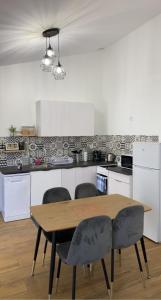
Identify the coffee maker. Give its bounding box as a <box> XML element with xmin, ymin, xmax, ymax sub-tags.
<box><xmin>93</xmin><ymin>150</ymin><xmax>102</xmax><ymax>162</ymax></box>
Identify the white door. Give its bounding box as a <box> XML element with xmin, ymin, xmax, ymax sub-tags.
<box><xmin>31</xmin><ymin>170</ymin><xmax>61</xmax><ymax>206</ymax></box>
<box><xmin>108</xmin><ymin>177</ymin><xmax>130</xmax><ymax>197</ymax></box>
<box><xmin>75</xmin><ymin>167</ymin><xmax>97</xmax><ymax>187</ymax></box>
<box><xmin>3</xmin><ymin>174</ymin><xmax>30</xmax><ymax>221</ymax></box>
<box><xmin>133</xmin><ymin>142</ymin><xmax>160</xmax><ymax>169</ymax></box>
<box><xmin>61</xmin><ymin>168</ymin><xmax>75</xmax><ymax>199</ymax></box>
<box><xmin>133</xmin><ymin>165</ymin><xmax>160</xmax><ymax>242</ymax></box>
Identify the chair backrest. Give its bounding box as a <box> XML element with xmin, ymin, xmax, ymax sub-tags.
<box><xmin>43</xmin><ymin>187</ymin><xmax>71</xmax><ymax>204</ymax></box>
<box><xmin>112</xmin><ymin>205</ymin><xmax>144</xmax><ymax>249</ymax></box>
<box><xmin>66</xmin><ymin>215</ymin><xmax>112</xmax><ymax>265</ymax></box>
<box><xmin>75</xmin><ymin>183</ymin><xmax>98</xmax><ymax>199</ymax></box>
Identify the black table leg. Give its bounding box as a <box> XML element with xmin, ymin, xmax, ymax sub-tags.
<box><xmin>48</xmin><ymin>232</ymin><xmax>56</xmax><ymax>300</ymax></box>
<box><xmin>31</xmin><ymin>226</ymin><xmax>42</xmax><ymax>276</ymax></box>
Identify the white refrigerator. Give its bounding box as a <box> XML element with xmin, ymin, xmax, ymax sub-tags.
<box><xmin>133</xmin><ymin>142</ymin><xmax>161</xmax><ymax>242</ymax></box>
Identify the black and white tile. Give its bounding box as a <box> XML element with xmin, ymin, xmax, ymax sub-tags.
<box><xmin>0</xmin><ymin>134</ymin><xmax>159</xmax><ymax>167</ymax></box>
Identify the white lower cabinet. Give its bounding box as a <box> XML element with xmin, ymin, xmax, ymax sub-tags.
<box><xmin>61</xmin><ymin>168</ymin><xmax>76</xmax><ymax>199</ymax></box>
<box><xmin>1</xmin><ymin>166</ymin><xmax>97</xmax><ymax>221</ymax></box>
<box><xmin>2</xmin><ymin>174</ymin><xmax>30</xmax><ymax>222</ymax></box>
<box><xmin>75</xmin><ymin>167</ymin><xmax>97</xmax><ymax>186</ymax></box>
<box><xmin>108</xmin><ymin>171</ymin><xmax>133</xmax><ymax>197</ymax></box>
<box><xmin>31</xmin><ymin>169</ymin><xmax>61</xmax><ymax>206</ymax></box>
<box><xmin>61</xmin><ymin>166</ymin><xmax>97</xmax><ymax>199</ymax></box>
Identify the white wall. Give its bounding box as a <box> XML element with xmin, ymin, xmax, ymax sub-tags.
<box><xmin>0</xmin><ymin>51</ymin><xmax>104</xmax><ymax>136</ymax></box>
<box><xmin>1</xmin><ymin>13</ymin><xmax>161</xmax><ymax>138</ymax></box>
<box><xmin>102</xmin><ymin>13</ymin><xmax>161</xmax><ymax>138</ymax></box>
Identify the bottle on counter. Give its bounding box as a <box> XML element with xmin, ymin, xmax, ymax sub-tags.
<box><xmin>83</xmin><ymin>149</ymin><xmax>88</xmax><ymax>162</ymax></box>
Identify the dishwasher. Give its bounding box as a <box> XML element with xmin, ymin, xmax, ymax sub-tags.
<box><xmin>2</xmin><ymin>173</ymin><xmax>30</xmax><ymax>222</ymax></box>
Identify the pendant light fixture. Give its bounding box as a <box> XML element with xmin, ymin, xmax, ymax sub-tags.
<box><xmin>47</xmin><ymin>37</ymin><xmax>55</xmax><ymax>58</ymax></box>
<box><xmin>40</xmin><ymin>37</ymin><xmax>53</xmax><ymax>72</ymax></box>
<box><xmin>40</xmin><ymin>28</ymin><xmax>66</xmax><ymax>79</ymax></box>
<box><xmin>52</xmin><ymin>32</ymin><xmax>66</xmax><ymax>80</ymax></box>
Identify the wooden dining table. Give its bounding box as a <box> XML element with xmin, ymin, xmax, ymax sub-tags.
<box><xmin>31</xmin><ymin>193</ymin><xmax>151</xmax><ymax>299</ymax></box>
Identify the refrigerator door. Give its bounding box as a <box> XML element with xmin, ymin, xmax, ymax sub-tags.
<box><xmin>133</xmin><ymin>142</ymin><xmax>160</xmax><ymax>169</ymax></box>
<box><xmin>133</xmin><ymin>165</ymin><xmax>160</xmax><ymax>242</ymax></box>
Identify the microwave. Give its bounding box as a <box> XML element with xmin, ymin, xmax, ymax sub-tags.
<box><xmin>121</xmin><ymin>155</ymin><xmax>133</xmax><ymax>169</ymax></box>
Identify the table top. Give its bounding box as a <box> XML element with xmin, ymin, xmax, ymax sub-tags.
<box><xmin>31</xmin><ymin>194</ymin><xmax>151</xmax><ymax>232</ymax></box>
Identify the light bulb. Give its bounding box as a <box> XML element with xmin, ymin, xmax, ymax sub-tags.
<box><xmin>47</xmin><ymin>45</ymin><xmax>55</xmax><ymax>58</ymax></box>
<box><xmin>56</xmin><ymin>66</ymin><xmax>62</xmax><ymax>74</ymax></box>
<box><xmin>52</xmin><ymin>62</ymin><xmax>66</xmax><ymax>80</ymax></box>
<box><xmin>42</xmin><ymin>54</ymin><xmax>52</xmax><ymax>66</ymax></box>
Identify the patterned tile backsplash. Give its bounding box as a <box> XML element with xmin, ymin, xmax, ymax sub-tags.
<box><xmin>0</xmin><ymin>135</ymin><xmax>159</xmax><ymax>167</ymax></box>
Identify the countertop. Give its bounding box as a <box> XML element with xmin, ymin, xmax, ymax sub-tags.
<box><xmin>108</xmin><ymin>166</ymin><xmax>132</xmax><ymax>175</ymax></box>
<box><xmin>0</xmin><ymin>160</ymin><xmax>110</xmax><ymax>175</ymax></box>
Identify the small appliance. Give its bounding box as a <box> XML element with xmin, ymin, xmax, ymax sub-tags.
<box><xmin>106</xmin><ymin>153</ymin><xmax>116</xmax><ymax>163</ymax></box>
<box><xmin>93</xmin><ymin>150</ymin><xmax>102</xmax><ymax>162</ymax></box>
<box><xmin>121</xmin><ymin>155</ymin><xmax>133</xmax><ymax>169</ymax></box>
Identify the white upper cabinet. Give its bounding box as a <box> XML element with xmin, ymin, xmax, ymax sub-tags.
<box><xmin>36</xmin><ymin>100</ymin><xmax>94</xmax><ymax>136</ymax></box>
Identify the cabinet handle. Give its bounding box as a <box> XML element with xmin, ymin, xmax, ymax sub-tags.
<box><xmin>9</xmin><ymin>180</ymin><xmax>23</xmax><ymax>183</ymax></box>
<box><xmin>113</xmin><ymin>179</ymin><xmax>123</xmax><ymax>183</ymax></box>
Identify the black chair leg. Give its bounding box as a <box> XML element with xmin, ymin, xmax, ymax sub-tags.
<box><xmin>43</xmin><ymin>239</ymin><xmax>48</xmax><ymax>265</ymax></box>
<box><xmin>101</xmin><ymin>258</ymin><xmax>110</xmax><ymax>296</ymax></box>
<box><xmin>56</xmin><ymin>258</ymin><xmax>62</xmax><ymax>292</ymax></box>
<box><xmin>72</xmin><ymin>266</ymin><xmax>77</xmax><ymax>300</ymax></box>
<box><xmin>140</xmin><ymin>237</ymin><xmax>150</xmax><ymax>279</ymax></box>
<box><xmin>134</xmin><ymin>243</ymin><xmax>145</xmax><ymax>288</ymax></box>
<box><xmin>118</xmin><ymin>249</ymin><xmax>121</xmax><ymax>267</ymax></box>
<box><xmin>31</xmin><ymin>226</ymin><xmax>42</xmax><ymax>276</ymax></box>
<box><xmin>111</xmin><ymin>249</ymin><xmax>115</xmax><ymax>298</ymax></box>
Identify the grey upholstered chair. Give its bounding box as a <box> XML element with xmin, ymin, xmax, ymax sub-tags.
<box><xmin>56</xmin><ymin>215</ymin><xmax>112</xmax><ymax>299</ymax></box>
<box><xmin>75</xmin><ymin>183</ymin><xmax>99</xmax><ymax>199</ymax></box>
<box><xmin>42</xmin><ymin>187</ymin><xmax>75</xmax><ymax>263</ymax></box>
<box><xmin>32</xmin><ymin>187</ymin><xmax>75</xmax><ymax>275</ymax></box>
<box><xmin>111</xmin><ymin>205</ymin><xmax>149</xmax><ymax>297</ymax></box>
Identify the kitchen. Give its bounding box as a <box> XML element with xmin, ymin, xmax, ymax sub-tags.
<box><xmin>1</xmin><ymin>0</ymin><xmax>161</xmax><ymax>299</ymax></box>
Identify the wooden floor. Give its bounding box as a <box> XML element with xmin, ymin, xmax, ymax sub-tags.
<box><xmin>0</xmin><ymin>218</ymin><xmax>161</xmax><ymax>299</ymax></box>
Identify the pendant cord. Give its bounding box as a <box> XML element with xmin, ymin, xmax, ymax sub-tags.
<box><xmin>45</xmin><ymin>37</ymin><xmax>47</xmax><ymax>54</ymax></box>
<box><xmin>58</xmin><ymin>33</ymin><xmax>60</xmax><ymax>63</ymax></box>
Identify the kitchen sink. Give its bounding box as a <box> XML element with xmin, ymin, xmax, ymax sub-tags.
<box><xmin>30</xmin><ymin>164</ymin><xmax>48</xmax><ymax>170</ymax></box>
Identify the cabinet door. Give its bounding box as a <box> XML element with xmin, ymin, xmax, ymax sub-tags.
<box><xmin>61</xmin><ymin>102</ymin><xmax>94</xmax><ymax>136</ymax></box>
<box><xmin>36</xmin><ymin>100</ymin><xmax>94</xmax><ymax>136</ymax></box>
<box><xmin>108</xmin><ymin>177</ymin><xmax>130</xmax><ymax>197</ymax></box>
<box><xmin>61</xmin><ymin>168</ymin><xmax>75</xmax><ymax>199</ymax></box>
<box><xmin>31</xmin><ymin>170</ymin><xmax>61</xmax><ymax>206</ymax></box>
<box><xmin>36</xmin><ymin>101</ymin><xmax>62</xmax><ymax>136</ymax></box>
<box><xmin>75</xmin><ymin>167</ymin><xmax>97</xmax><ymax>187</ymax></box>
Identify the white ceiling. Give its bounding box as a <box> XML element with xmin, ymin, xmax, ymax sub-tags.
<box><xmin>0</xmin><ymin>0</ymin><xmax>161</xmax><ymax>66</ymax></box>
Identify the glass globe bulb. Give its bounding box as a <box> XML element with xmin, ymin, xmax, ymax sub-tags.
<box><xmin>40</xmin><ymin>53</ymin><xmax>53</xmax><ymax>72</ymax></box>
<box><xmin>42</xmin><ymin>54</ymin><xmax>52</xmax><ymax>66</ymax></box>
<box><xmin>52</xmin><ymin>62</ymin><xmax>66</xmax><ymax>80</ymax></box>
<box><xmin>47</xmin><ymin>45</ymin><xmax>55</xmax><ymax>58</ymax></box>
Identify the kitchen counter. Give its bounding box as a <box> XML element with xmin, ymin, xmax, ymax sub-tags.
<box><xmin>0</xmin><ymin>160</ymin><xmax>110</xmax><ymax>175</ymax></box>
<box><xmin>108</xmin><ymin>166</ymin><xmax>132</xmax><ymax>175</ymax></box>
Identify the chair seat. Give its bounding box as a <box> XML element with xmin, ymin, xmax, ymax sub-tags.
<box><xmin>44</xmin><ymin>228</ymin><xmax>75</xmax><ymax>244</ymax></box>
<box><xmin>57</xmin><ymin>241</ymin><xmax>71</xmax><ymax>263</ymax></box>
